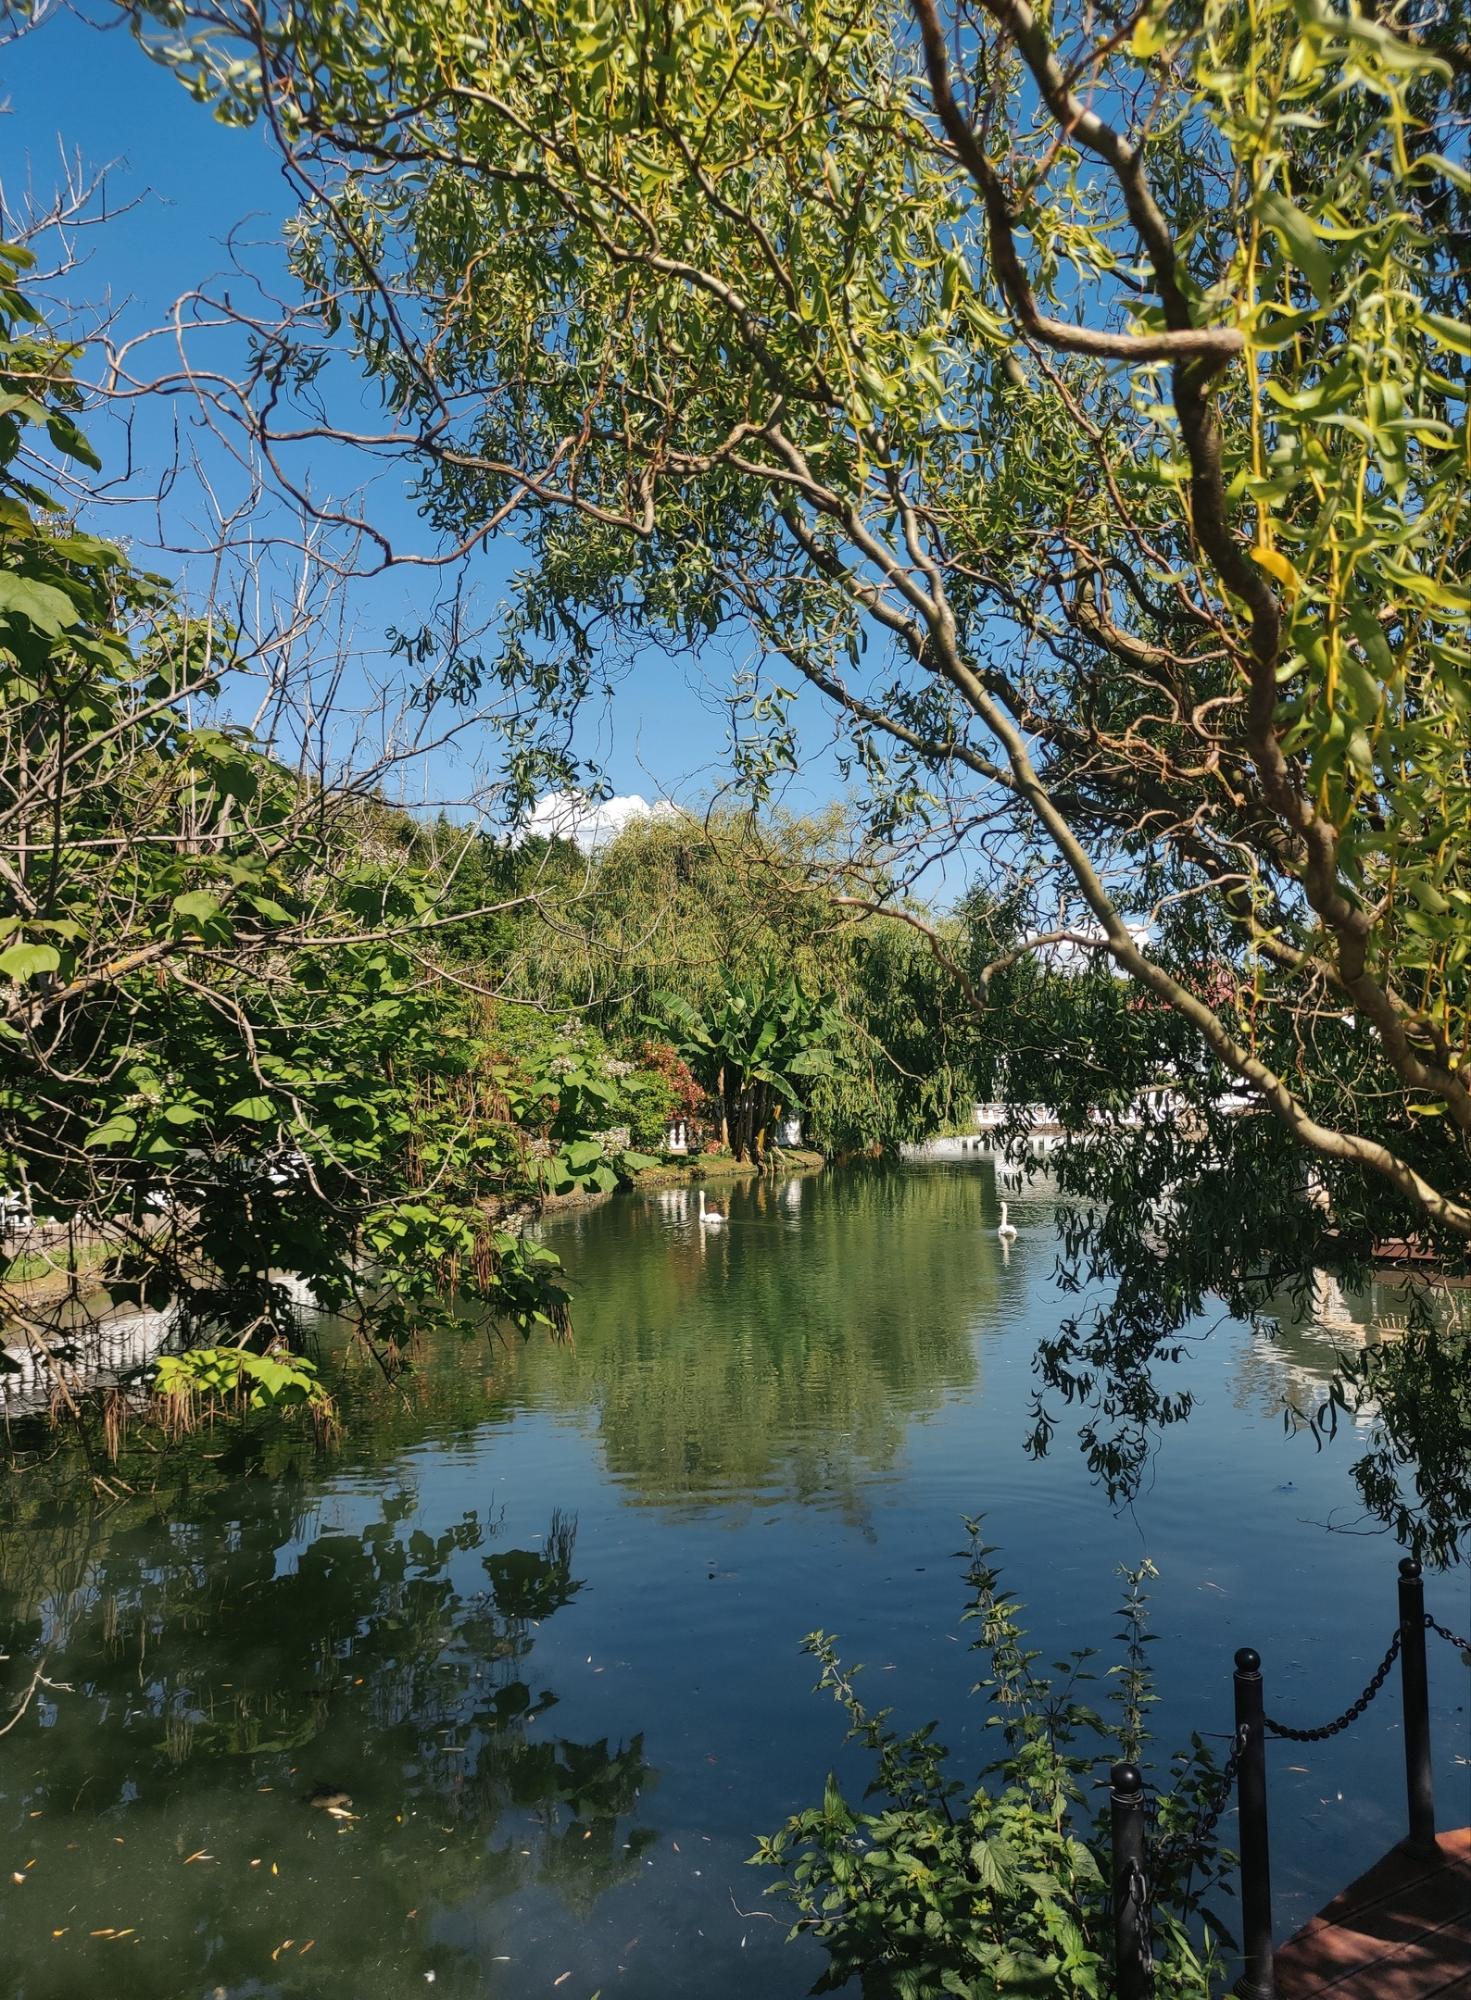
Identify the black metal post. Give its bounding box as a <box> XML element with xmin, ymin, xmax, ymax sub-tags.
<box><xmin>1398</xmin><ymin>1558</ymin><xmax>1436</xmax><ymax>1853</ymax></box>
<box><xmin>1234</xmin><ymin>1647</ymin><xmax>1275</xmax><ymax>2000</ymax></box>
<box><xmin>1110</xmin><ymin>1761</ymin><xmax>1151</xmax><ymax>2000</ymax></box>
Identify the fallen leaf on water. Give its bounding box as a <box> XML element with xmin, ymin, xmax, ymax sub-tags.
<box><xmin>553</xmin><ymin>1975</ymin><xmax>572</xmax><ymax>1989</ymax></box>
<box><xmin>299</xmin><ymin>1940</ymin><xmax>316</xmax><ymax>1955</ymax></box>
<box><xmin>11</xmin><ymin>1873</ymin><xmax>24</xmax><ymax>1885</ymax></box>
<box><xmin>90</xmin><ymin>1929</ymin><xmax>116</xmax><ymax>1937</ymax></box>
<box><xmin>271</xmin><ymin>1863</ymin><xmax>279</xmax><ymax>1876</ymax></box>
<box><xmin>183</xmin><ymin>1850</ymin><xmax>213</xmax><ymax>1865</ymax></box>
<box><xmin>250</xmin><ymin>1859</ymin><xmax>261</xmax><ymax>1868</ymax></box>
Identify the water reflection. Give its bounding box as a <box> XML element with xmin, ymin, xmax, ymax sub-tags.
<box><xmin>1237</xmin><ymin>1268</ymin><xmax>1423</xmax><ymax>1426</ymax></box>
<box><xmin>1</xmin><ymin>1166</ymin><xmax>1464</xmax><ymax>2000</ymax></box>
<box><xmin>0</xmin><ymin>1300</ymin><xmax>182</xmax><ymax>1417</ymax></box>
<box><xmin>512</xmin><ymin>1168</ymin><xmax>1002</xmax><ymax>1512</ymax></box>
<box><xmin>0</xmin><ymin>1474</ymin><xmax>655</xmax><ymax>1998</ymax></box>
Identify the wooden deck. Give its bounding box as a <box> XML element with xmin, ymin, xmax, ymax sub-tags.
<box><xmin>1275</xmin><ymin>1827</ymin><xmax>1470</xmax><ymax>1998</ymax></box>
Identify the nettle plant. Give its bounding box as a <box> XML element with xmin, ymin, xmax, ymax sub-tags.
<box><xmin>753</xmin><ymin>1534</ymin><xmax>1233</xmax><ymax>1999</ymax></box>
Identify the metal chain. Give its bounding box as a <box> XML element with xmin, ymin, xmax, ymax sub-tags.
<box><xmin>1263</xmin><ymin>1626</ymin><xmax>1402</xmax><ymax>1742</ymax></box>
<box><xmin>1125</xmin><ymin>1860</ymin><xmax>1153</xmax><ymax>1984</ymax></box>
<box><xmin>1146</xmin><ymin>1725</ymin><xmax>1247</xmax><ymax>1879</ymax></box>
<box><xmin>1117</xmin><ymin>1597</ymin><xmax>1462</xmax><ymax>1981</ymax></box>
<box><xmin>1426</xmin><ymin>1612</ymin><xmax>1471</xmax><ymax>1655</ymax></box>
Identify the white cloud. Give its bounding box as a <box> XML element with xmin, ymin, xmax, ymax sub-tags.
<box><xmin>519</xmin><ymin>790</ymin><xmax>681</xmax><ymax>852</ymax></box>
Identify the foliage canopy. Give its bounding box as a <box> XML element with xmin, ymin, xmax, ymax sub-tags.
<box><xmin>119</xmin><ymin>0</ymin><xmax>1471</xmax><ymax>1541</ymax></box>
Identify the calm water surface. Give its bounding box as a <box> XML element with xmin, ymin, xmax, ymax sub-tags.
<box><xmin>2</xmin><ymin>1163</ymin><xmax>1466</xmax><ymax>1998</ymax></box>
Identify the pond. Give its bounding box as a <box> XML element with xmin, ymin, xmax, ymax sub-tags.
<box><xmin>1</xmin><ymin>1162</ymin><xmax>1466</xmax><ymax>1998</ymax></box>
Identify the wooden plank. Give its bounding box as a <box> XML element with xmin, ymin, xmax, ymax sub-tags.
<box><xmin>1300</xmin><ymin>1917</ymin><xmax>1471</xmax><ymax>2000</ymax></box>
<box><xmin>1277</xmin><ymin>1829</ymin><xmax>1471</xmax><ymax>2000</ymax></box>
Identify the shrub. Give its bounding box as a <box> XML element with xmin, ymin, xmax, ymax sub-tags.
<box><xmin>752</xmin><ymin>1529</ymin><xmax>1232</xmax><ymax>1998</ymax></box>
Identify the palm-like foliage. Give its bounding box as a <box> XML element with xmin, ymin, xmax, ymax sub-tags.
<box><xmin>652</xmin><ymin>973</ymin><xmax>844</xmax><ymax>1161</ymax></box>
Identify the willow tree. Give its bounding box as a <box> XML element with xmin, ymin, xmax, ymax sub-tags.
<box><xmin>496</xmin><ymin>810</ymin><xmax>979</xmax><ymax>1154</ymax></box>
<box><xmin>129</xmin><ymin>0</ymin><xmax>1471</xmax><ymax>1537</ymax></box>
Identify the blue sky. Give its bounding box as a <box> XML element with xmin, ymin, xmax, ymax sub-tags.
<box><xmin>2</xmin><ymin>7</ymin><xmax>849</xmax><ymax>825</ymax></box>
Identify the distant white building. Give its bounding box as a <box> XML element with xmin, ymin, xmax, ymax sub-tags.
<box><xmin>1027</xmin><ymin>922</ymin><xmax>1151</xmax><ymax>972</ymax></box>
<box><xmin>519</xmin><ymin>790</ymin><xmax>681</xmax><ymax>853</ymax></box>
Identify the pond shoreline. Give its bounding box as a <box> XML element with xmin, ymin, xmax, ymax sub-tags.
<box><xmin>534</xmin><ymin>1146</ymin><xmax>826</xmax><ymax>1214</ymax></box>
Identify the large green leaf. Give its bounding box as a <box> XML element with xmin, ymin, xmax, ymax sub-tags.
<box><xmin>0</xmin><ymin>941</ymin><xmax>60</xmax><ymax>982</ymax></box>
<box><xmin>0</xmin><ymin>572</ymin><xmax>80</xmax><ymax>636</ymax></box>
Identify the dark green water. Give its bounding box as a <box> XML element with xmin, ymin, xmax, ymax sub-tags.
<box><xmin>1</xmin><ymin>1164</ymin><xmax>1466</xmax><ymax>1998</ymax></box>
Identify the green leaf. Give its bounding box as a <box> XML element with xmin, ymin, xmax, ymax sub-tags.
<box><xmin>1421</xmin><ymin>311</ymin><xmax>1471</xmax><ymax>359</ymax></box>
<box><xmin>1258</xmin><ymin>189</ymin><xmax>1335</xmax><ymax>307</ymax></box>
<box><xmin>224</xmin><ymin>1095</ymin><xmax>275</xmax><ymax>1120</ymax></box>
<box><xmin>0</xmin><ymin>573</ymin><xmax>80</xmax><ymax>637</ymax></box>
<box><xmin>171</xmin><ymin>890</ymin><xmax>225</xmax><ymax>931</ymax></box>
<box><xmin>83</xmin><ymin>1113</ymin><xmax>138</xmax><ymax>1150</ymax></box>
<box><xmin>45</xmin><ymin>412</ymin><xmax>103</xmax><ymax>472</ymax></box>
<box><xmin>0</xmin><ymin>941</ymin><xmax>60</xmax><ymax>982</ymax></box>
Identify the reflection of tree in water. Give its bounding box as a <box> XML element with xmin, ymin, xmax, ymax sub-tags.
<box><xmin>0</xmin><ymin>1470</ymin><xmax>654</xmax><ymax>1998</ymax></box>
<box><xmin>504</xmin><ymin>1168</ymin><xmax>998</xmax><ymax>1511</ymax></box>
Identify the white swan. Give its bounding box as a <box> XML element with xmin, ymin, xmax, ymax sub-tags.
<box><xmin>997</xmin><ymin>1200</ymin><xmax>1017</xmax><ymax>1243</ymax></box>
<box><xmin>698</xmin><ymin>1187</ymin><xmax>726</xmax><ymax>1230</ymax></box>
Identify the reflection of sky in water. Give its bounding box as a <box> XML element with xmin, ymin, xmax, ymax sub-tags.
<box><xmin>1</xmin><ymin>1164</ymin><xmax>1466</xmax><ymax>1999</ymax></box>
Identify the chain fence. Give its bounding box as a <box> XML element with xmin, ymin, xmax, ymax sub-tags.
<box><xmin>1263</xmin><ymin>1626</ymin><xmax>1403</xmax><ymax>1742</ymax></box>
<box><xmin>1261</xmin><ymin>1610</ymin><xmax>1469</xmax><ymax>1743</ymax></box>
<box><xmin>1426</xmin><ymin>1613</ymin><xmax>1471</xmax><ymax>1656</ymax></box>
<box><xmin>1114</xmin><ymin>1594</ymin><xmax>1467</xmax><ymax>1991</ymax></box>
<box><xmin>1145</xmin><ymin>1726</ymin><xmax>1247</xmax><ymax>1880</ymax></box>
